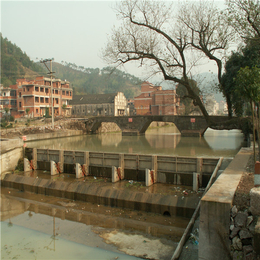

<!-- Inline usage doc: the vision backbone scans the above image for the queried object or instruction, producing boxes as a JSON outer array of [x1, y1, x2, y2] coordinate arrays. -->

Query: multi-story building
[[0, 84, 17, 117], [134, 81, 180, 115], [1, 76, 73, 118], [70, 92, 128, 117]]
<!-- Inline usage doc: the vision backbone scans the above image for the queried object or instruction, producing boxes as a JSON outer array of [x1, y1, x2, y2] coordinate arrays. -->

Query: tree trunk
[[251, 101, 256, 164]]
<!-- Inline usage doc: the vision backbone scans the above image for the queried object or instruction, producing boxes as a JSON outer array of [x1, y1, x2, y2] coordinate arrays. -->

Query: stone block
[[250, 187, 260, 216], [235, 212, 248, 228], [253, 217, 260, 255]]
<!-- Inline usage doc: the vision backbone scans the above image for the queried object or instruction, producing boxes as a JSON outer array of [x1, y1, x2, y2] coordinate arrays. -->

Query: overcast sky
[[1, 0, 226, 82]]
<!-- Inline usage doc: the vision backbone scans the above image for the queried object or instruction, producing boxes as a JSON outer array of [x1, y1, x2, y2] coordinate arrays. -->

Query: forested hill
[[44, 62, 141, 98], [1, 34, 45, 87], [1, 34, 141, 98]]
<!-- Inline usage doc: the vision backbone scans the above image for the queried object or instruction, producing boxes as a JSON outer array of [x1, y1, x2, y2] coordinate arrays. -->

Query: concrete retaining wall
[[24, 130, 83, 142], [199, 148, 251, 260], [0, 147, 23, 175]]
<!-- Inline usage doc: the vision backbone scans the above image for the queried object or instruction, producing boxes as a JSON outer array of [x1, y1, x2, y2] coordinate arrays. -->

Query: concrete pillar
[[75, 163, 84, 179], [193, 172, 200, 192], [119, 153, 124, 180], [84, 152, 89, 176], [33, 148, 37, 170], [59, 150, 64, 173], [152, 155, 158, 183], [50, 161, 59, 176], [112, 166, 123, 183], [145, 169, 157, 186], [24, 158, 31, 172]]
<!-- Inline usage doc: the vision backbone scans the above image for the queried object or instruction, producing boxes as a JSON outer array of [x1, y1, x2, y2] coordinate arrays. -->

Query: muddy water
[[1, 187, 183, 259], [1, 127, 244, 259], [26, 127, 244, 158]]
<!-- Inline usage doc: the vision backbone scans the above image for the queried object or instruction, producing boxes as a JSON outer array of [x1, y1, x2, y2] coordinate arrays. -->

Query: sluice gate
[[24, 148, 220, 188]]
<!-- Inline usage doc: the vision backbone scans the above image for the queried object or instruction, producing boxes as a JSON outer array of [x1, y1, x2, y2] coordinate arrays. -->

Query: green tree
[[235, 66, 260, 162], [221, 38, 260, 117]]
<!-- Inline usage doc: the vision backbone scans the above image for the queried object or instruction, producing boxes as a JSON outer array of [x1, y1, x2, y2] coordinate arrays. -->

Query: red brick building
[[134, 82, 180, 115], [0, 76, 73, 118]]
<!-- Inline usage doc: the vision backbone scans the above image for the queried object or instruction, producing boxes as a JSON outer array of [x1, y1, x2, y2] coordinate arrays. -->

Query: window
[[19, 102, 21, 108], [40, 97, 44, 103], [40, 87, 44, 92], [19, 92, 21, 97], [45, 98, 49, 103], [36, 109, 39, 113], [55, 90, 58, 94], [35, 97, 39, 102], [35, 87, 39, 91], [62, 91, 65, 95], [45, 88, 49, 94]]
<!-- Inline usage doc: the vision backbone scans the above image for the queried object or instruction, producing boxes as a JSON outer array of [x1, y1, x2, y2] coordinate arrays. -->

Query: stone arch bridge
[[81, 115, 246, 137]]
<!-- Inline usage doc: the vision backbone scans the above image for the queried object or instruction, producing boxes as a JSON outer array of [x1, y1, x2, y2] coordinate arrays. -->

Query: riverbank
[[0, 118, 173, 139]]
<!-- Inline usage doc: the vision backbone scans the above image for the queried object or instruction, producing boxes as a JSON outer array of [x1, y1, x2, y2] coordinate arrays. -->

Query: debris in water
[[94, 177, 97, 180]]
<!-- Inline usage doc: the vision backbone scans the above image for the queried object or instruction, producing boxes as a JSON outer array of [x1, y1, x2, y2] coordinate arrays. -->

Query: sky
[[1, 0, 226, 83]]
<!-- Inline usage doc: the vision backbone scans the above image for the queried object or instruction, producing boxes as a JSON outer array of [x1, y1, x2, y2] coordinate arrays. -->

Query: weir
[[1, 148, 223, 219]]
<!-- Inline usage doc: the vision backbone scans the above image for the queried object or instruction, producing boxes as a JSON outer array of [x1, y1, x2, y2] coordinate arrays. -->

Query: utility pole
[[41, 58, 55, 129]]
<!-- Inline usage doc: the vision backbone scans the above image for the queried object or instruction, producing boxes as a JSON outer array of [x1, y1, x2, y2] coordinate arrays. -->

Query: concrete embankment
[[198, 147, 257, 260], [0, 130, 83, 175], [24, 129, 83, 142]]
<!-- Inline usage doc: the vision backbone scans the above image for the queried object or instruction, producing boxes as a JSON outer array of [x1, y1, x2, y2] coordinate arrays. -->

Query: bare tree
[[226, 0, 260, 41], [103, 0, 233, 122]]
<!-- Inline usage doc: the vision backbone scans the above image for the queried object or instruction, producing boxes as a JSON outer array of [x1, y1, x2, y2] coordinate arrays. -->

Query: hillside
[[41, 62, 142, 98], [1, 34, 141, 99], [1, 34, 45, 87]]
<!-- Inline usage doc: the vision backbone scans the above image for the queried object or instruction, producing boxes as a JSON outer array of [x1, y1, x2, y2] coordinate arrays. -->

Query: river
[[1, 126, 244, 260], [25, 126, 244, 158]]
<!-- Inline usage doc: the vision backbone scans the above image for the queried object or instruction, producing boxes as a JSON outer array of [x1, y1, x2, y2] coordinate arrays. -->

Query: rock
[[232, 250, 243, 260], [230, 227, 241, 239], [232, 236, 243, 251], [234, 212, 248, 228], [243, 245, 253, 255], [244, 252, 255, 260], [239, 228, 253, 240], [231, 205, 238, 218], [230, 224, 235, 231], [247, 216, 254, 227]]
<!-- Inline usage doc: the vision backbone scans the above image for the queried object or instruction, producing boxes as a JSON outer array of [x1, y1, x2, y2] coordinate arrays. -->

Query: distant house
[[134, 81, 180, 115], [70, 92, 128, 117]]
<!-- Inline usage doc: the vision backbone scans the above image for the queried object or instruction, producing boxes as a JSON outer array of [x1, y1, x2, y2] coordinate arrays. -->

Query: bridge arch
[[85, 115, 213, 137]]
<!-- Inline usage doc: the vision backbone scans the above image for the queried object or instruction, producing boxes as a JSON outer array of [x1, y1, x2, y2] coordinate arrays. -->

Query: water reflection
[[26, 126, 244, 158]]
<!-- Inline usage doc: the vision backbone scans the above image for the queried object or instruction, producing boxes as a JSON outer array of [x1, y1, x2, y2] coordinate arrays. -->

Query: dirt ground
[[0, 118, 86, 139]]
